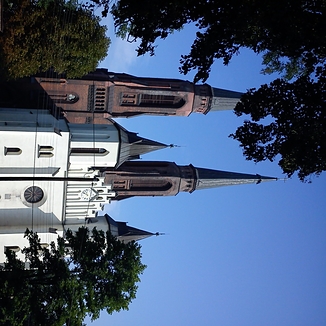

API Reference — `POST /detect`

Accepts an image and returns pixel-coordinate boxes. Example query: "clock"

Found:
[80,188,98,201]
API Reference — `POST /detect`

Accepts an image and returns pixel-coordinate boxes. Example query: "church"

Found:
[0,70,276,263]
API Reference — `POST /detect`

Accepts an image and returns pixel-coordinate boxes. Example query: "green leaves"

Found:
[94,0,326,179]
[0,0,110,79]
[230,70,326,181]
[0,227,146,325]
[108,0,326,83]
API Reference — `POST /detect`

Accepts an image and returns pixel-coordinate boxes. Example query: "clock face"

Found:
[80,188,98,201]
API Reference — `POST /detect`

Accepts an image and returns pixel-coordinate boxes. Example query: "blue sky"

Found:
[86,18,326,326]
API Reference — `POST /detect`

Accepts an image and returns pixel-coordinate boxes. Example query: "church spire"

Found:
[208,88,243,112]
[113,120,168,167]
[105,214,156,242]
[102,161,277,201]
[192,85,243,114]
[193,167,277,190]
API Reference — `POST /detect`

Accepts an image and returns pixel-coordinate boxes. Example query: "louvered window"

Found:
[88,86,107,111]
[120,93,185,108]
[95,87,106,111]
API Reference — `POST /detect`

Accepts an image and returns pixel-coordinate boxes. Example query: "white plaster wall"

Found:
[0,108,115,264]
[69,123,120,167]
[0,230,64,264]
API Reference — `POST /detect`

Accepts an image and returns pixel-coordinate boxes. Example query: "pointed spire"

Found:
[194,167,277,190]
[126,131,168,157]
[111,120,168,167]
[209,87,243,112]
[105,214,156,242]
[117,223,156,242]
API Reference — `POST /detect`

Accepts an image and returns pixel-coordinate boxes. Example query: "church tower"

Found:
[0,69,242,124]
[101,161,277,201]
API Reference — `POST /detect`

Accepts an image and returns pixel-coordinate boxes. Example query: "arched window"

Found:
[131,181,172,192]
[24,186,44,204]
[4,147,22,155]
[67,93,78,102]
[139,94,185,108]
[38,146,54,158]
[112,179,173,192]
[70,148,109,156]
[120,93,186,108]
[4,246,20,253]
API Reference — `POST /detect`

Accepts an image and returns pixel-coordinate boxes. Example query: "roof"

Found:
[209,87,243,112]
[111,119,168,167]
[105,214,156,242]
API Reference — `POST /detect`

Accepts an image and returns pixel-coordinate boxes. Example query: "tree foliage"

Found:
[0,0,110,79]
[0,227,146,325]
[90,0,326,180]
[100,0,326,82]
[230,68,326,181]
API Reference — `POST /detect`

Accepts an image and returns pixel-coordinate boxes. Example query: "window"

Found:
[24,186,44,203]
[113,180,131,190]
[94,88,106,111]
[38,146,54,158]
[39,146,53,151]
[120,93,185,108]
[88,85,106,111]
[70,148,109,156]
[39,152,54,158]
[4,147,22,155]
[139,94,185,108]
[4,246,20,253]
[120,93,138,105]
[67,94,77,102]
[64,92,79,103]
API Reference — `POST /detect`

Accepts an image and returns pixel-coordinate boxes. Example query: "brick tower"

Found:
[0,69,242,124]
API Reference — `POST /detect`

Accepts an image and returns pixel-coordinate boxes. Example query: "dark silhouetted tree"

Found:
[230,67,326,181]
[92,0,326,82]
[91,0,326,179]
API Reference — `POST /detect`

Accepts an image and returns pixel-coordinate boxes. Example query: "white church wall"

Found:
[0,108,125,264]
[0,230,64,264]
[69,123,120,168]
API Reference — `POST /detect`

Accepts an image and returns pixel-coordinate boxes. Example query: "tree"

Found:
[229,67,326,181]
[0,0,110,79]
[98,0,326,82]
[91,0,326,180]
[0,227,146,325]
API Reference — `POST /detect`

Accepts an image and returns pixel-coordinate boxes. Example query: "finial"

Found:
[155,232,165,236]
[255,174,262,184]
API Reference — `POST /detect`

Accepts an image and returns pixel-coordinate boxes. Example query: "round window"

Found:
[67,94,76,101]
[24,186,44,203]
